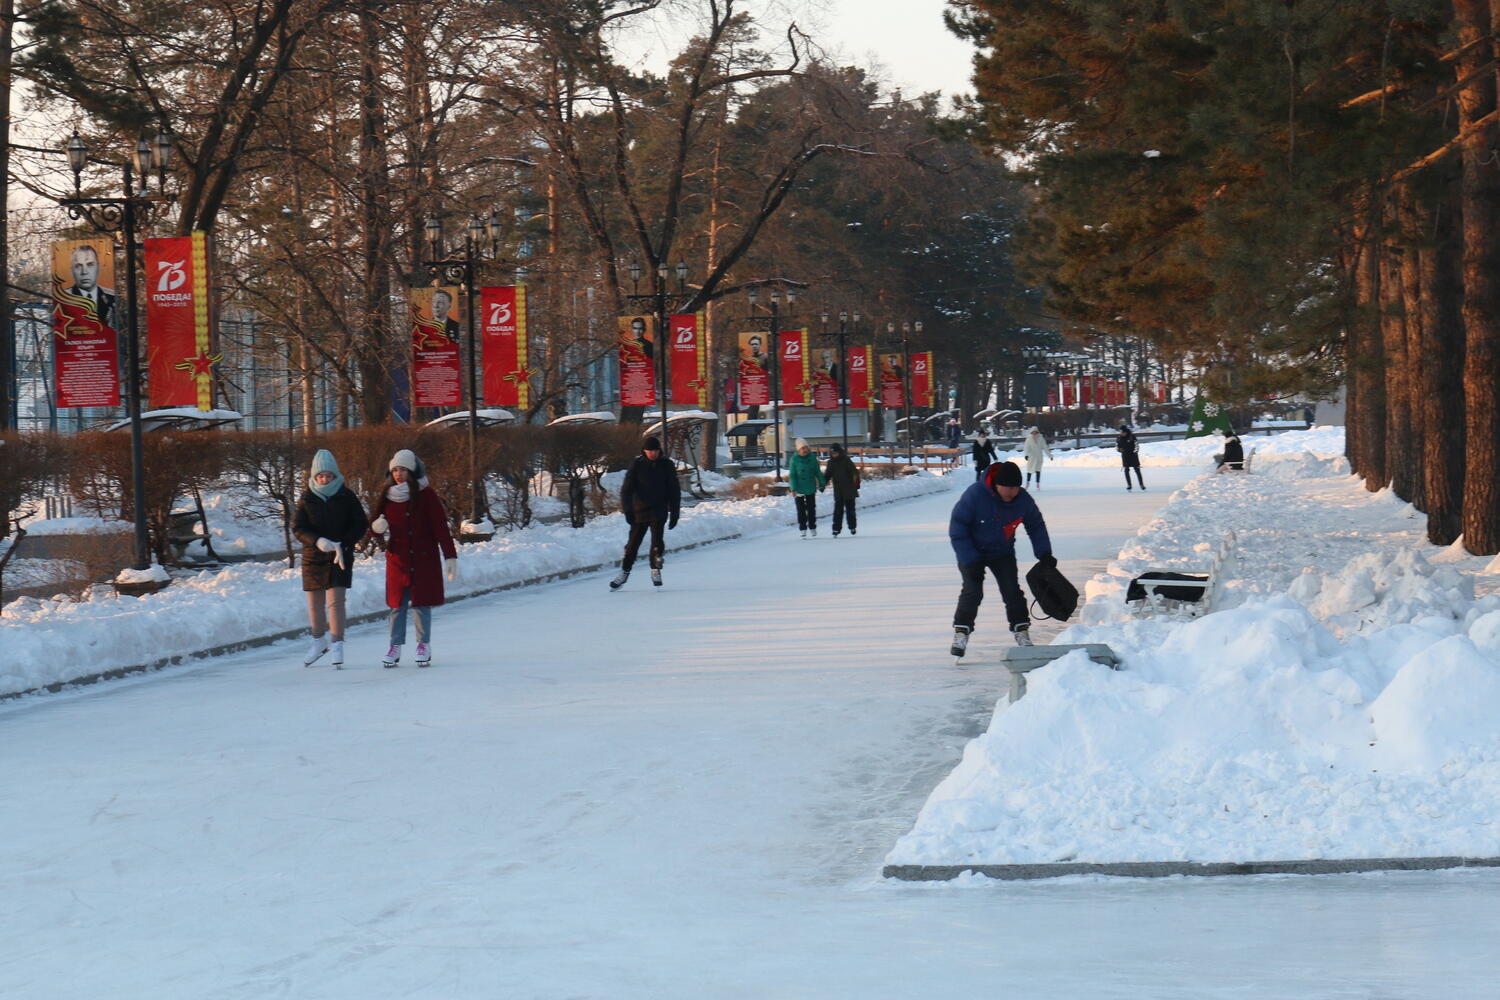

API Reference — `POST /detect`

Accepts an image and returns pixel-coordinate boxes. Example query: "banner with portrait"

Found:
[481,285,530,408]
[879,352,905,408]
[1060,375,1075,407]
[779,328,809,406]
[668,313,706,407]
[51,238,121,408]
[910,351,934,407]
[810,343,840,410]
[736,331,771,407]
[144,232,216,410]
[618,314,657,407]
[410,286,463,408]
[846,345,872,409]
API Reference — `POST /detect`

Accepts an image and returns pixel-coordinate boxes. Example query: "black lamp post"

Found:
[886,320,919,466]
[624,259,692,454]
[819,308,858,451]
[61,127,175,573]
[423,211,506,530]
[748,284,797,482]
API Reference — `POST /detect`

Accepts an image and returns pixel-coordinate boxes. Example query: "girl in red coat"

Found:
[368,449,458,667]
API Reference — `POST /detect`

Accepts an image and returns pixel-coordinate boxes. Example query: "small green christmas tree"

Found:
[1185,394,1234,439]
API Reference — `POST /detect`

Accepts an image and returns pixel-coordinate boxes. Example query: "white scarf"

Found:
[386,482,411,503]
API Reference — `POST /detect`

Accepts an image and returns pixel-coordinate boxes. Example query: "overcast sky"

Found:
[613,0,977,106]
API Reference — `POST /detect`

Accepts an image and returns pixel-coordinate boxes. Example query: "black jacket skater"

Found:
[824,452,861,501]
[293,486,369,590]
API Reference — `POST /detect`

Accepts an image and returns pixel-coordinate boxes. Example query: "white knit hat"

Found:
[389,449,418,472]
[794,437,810,450]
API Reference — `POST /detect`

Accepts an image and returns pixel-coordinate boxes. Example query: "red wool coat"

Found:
[374,485,457,608]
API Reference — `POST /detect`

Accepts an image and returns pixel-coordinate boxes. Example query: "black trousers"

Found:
[832,494,857,534]
[621,519,666,570]
[794,493,817,530]
[953,554,1029,631]
[1123,462,1145,488]
[975,462,991,482]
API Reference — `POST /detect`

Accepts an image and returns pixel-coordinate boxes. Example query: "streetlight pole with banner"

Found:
[748,284,798,482]
[623,259,693,453]
[423,212,509,533]
[61,128,175,576]
[818,308,858,452]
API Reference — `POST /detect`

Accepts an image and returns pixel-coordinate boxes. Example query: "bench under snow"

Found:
[1126,529,1237,618]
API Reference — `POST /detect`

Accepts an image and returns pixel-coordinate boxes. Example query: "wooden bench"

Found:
[1127,530,1237,618]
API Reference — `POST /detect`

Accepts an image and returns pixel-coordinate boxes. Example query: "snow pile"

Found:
[0,471,953,696]
[1011,425,1347,470]
[890,428,1500,866]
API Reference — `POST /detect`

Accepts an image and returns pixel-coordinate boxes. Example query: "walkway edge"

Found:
[4,484,947,703]
[881,856,1500,881]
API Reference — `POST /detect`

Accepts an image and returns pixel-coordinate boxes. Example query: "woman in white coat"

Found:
[1022,426,1052,489]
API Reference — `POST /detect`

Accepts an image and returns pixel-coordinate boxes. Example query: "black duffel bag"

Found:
[1026,560,1079,622]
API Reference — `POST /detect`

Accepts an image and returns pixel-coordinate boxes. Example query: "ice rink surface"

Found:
[4,464,1496,999]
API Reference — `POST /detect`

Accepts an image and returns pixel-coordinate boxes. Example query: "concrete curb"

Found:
[4,482,948,702]
[882,856,1500,882]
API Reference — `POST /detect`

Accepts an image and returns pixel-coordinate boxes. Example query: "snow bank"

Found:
[890,427,1500,867]
[0,471,953,697]
[1002,425,1348,470]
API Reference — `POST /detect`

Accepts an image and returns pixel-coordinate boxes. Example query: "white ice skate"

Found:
[416,643,431,667]
[382,644,401,668]
[330,640,344,669]
[950,626,971,658]
[609,570,630,590]
[303,634,330,666]
[650,568,662,587]
[1012,628,1034,647]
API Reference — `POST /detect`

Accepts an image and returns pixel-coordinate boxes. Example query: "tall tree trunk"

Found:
[1396,193,1426,509]
[1379,231,1409,496]
[1352,219,1385,488]
[1454,0,1500,552]
[0,0,12,431]
[356,0,393,424]
[1419,190,1466,544]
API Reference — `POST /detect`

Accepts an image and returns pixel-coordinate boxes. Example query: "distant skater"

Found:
[1116,425,1145,491]
[369,449,458,668]
[972,431,997,482]
[788,438,826,537]
[610,435,681,589]
[823,442,861,537]
[1022,427,1052,489]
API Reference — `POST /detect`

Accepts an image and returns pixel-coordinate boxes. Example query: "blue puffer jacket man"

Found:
[947,460,1053,656]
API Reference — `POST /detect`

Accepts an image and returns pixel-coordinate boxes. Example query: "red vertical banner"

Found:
[481,285,530,408]
[737,331,771,407]
[669,313,706,406]
[1060,375,1075,407]
[618,315,657,407]
[1113,380,1125,406]
[879,353,905,408]
[846,346,872,408]
[1047,384,1059,408]
[410,286,463,407]
[1155,381,1168,404]
[811,341,839,410]
[145,232,216,410]
[51,238,122,408]
[1081,376,1094,406]
[910,351,934,407]
[779,329,809,405]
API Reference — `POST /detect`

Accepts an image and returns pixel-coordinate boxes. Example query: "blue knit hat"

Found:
[308,449,344,499]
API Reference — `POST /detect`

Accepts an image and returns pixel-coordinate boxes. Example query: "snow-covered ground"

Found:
[890,428,1500,870]
[3,441,1499,998]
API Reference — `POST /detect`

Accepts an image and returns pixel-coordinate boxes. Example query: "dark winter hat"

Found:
[830,442,845,455]
[990,461,1022,488]
[643,436,663,452]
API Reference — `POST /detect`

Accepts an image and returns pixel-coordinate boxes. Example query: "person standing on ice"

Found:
[971,431,997,482]
[1021,427,1052,489]
[788,437,826,537]
[610,435,681,589]
[948,460,1053,656]
[293,449,368,668]
[368,449,458,668]
[1116,424,1146,491]
[822,441,861,537]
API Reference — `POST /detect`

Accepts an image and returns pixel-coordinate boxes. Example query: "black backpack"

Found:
[1026,561,1079,622]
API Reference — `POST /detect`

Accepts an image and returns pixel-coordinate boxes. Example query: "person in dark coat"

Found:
[369,449,458,667]
[948,460,1053,656]
[293,448,368,668]
[946,417,962,449]
[1116,424,1145,491]
[822,442,862,537]
[611,436,681,589]
[971,432,998,482]
[1217,430,1245,472]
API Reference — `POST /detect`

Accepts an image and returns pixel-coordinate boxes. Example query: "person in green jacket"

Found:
[787,437,826,537]
[822,442,861,536]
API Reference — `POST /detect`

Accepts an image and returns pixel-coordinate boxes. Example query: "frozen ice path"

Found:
[3,465,1496,999]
